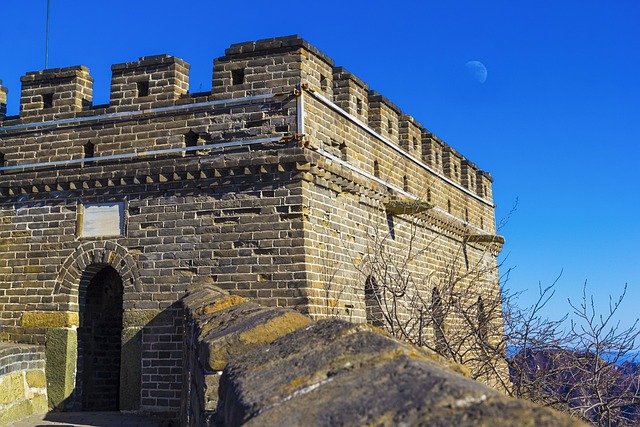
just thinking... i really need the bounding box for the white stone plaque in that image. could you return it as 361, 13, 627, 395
80, 202, 124, 237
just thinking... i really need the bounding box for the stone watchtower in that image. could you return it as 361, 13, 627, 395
0, 36, 503, 417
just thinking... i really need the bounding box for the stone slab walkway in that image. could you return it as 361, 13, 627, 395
6, 411, 164, 427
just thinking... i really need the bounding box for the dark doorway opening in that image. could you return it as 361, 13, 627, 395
77, 266, 123, 411
365, 275, 384, 327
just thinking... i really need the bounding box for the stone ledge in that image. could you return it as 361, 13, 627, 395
384, 198, 433, 215
465, 233, 506, 245
21, 312, 79, 328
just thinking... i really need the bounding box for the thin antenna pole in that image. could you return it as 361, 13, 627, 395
45, 0, 50, 69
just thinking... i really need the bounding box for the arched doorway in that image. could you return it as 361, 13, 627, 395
365, 275, 384, 327
77, 265, 123, 411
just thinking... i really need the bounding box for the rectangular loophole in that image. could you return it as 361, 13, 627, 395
320, 75, 328, 91
83, 142, 95, 166
184, 131, 199, 156
137, 81, 149, 97
246, 120, 268, 128
231, 69, 245, 86
42, 93, 54, 108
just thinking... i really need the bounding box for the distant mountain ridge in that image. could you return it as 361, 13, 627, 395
512, 349, 640, 426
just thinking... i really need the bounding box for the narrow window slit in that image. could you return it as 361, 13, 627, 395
137, 81, 149, 97
246, 120, 267, 128
83, 142, 95, 166
320, 75, 329, 92
365, 275, 384, 327
432, 288, 446, 353
339, 143, 348, 161
231, 69, 245, 86
42, 93, 54, 108
184, 131, 199, 156
477, 297, 488, 342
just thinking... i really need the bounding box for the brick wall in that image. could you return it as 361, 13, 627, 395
0, 343, 47, 424
0, 35, 504, 416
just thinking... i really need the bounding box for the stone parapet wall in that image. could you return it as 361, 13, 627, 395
181, 285, 585, 427
303, 89, 495, 231
181, 285, 311, 426
0, 343, 47, 425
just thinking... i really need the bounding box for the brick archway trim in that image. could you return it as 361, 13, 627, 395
55, 241, 141, 298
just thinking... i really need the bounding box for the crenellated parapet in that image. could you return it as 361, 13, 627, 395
0, 34, 494, 211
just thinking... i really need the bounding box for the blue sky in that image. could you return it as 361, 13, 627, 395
1, 1, 639, 327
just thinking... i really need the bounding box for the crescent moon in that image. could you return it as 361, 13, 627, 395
465, 60, 488, 84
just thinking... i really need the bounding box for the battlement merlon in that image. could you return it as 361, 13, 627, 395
0, 80, 7, 119
212, 35, 335, 99
110, 54, 190, 109
222, 35, 335, 66
367, 90, 403, 132
332, 67, 369, 122
19, 66, 93, 118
